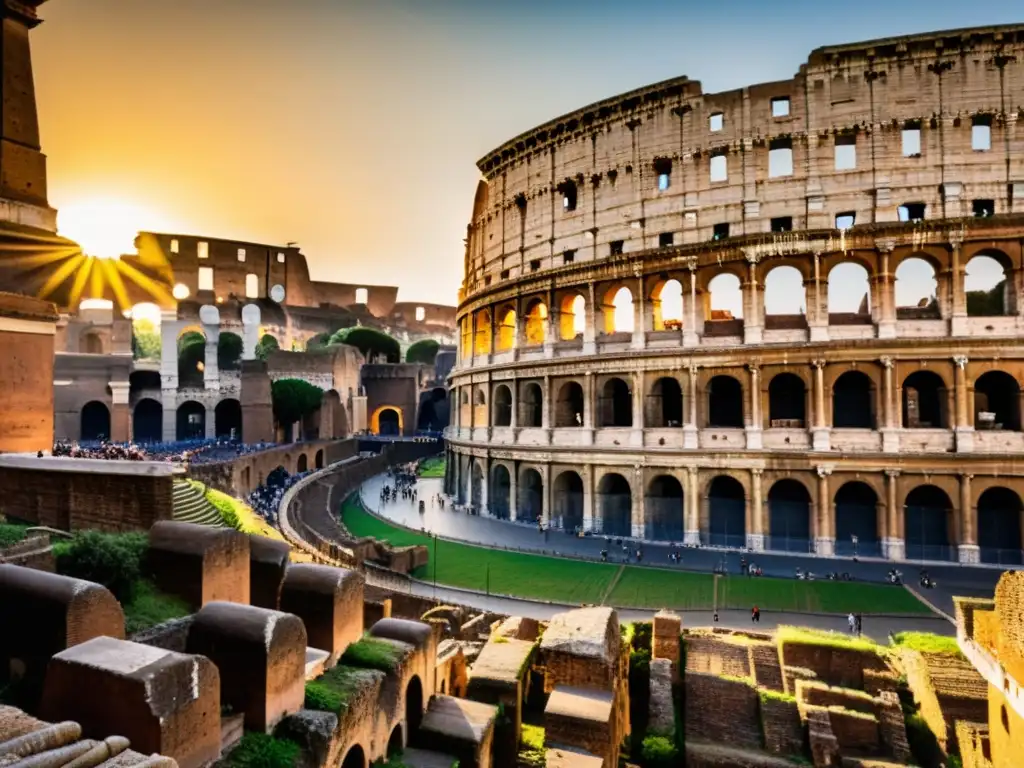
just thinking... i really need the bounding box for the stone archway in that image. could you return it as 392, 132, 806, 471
214, 398, 242, 440
646, 475, 684, 540
767, 479, 812, 553
553, 471, 584, 531
372, 406, 402, 436
80, 401, 111, 442
597, 473, 631, 537
833, 481, 880, 557
176, 401, 206, 440
132, 398, 162, 443
707, 475, 745, 547
904, 485, 955, 561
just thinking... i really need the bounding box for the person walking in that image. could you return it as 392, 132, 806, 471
855, 613, 863, 636
848, 612, 856, 634
751, 605, 760, 623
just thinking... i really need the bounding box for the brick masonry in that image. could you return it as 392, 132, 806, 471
684, 672, 762, 750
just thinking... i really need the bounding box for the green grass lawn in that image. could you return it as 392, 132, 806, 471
341, 496, 933, 615
417, 457, 446, 477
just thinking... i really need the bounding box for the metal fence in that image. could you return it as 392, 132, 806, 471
978, 547, 1024, 565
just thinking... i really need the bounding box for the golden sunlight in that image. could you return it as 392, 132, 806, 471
56, 199, 163, 259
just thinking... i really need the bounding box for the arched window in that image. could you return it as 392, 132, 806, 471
894, 257, 939, 318
555, 381, 584, 427
977, 487, 1023, 565
519, 382, 542, 428
518, 468, 543, 522
496, 308, 516, 351
602, 286, 634, 334
597, 473, 631, 537
833, 481, 880, 556
599, 378, 632, 427
80, 401, 111, 441
492, 385, 512, 427
490, 465, 511, 520
974, 371, 1021, 431
553, 471, 584, 531
707, 476, 745, 548
901, 371, 947, 428
559, 294, 586, 340
707, 375, 743, 428
763, 266, 806, 322
965, 255, 1010, 316
81, 332, 104, 354
524, 300, 548, 345
646, 475, 684, 540
651, 279, 683, 331
768, 373, 806, 427
245, 273, 259, 299
646, 377, 683, 428
832, 371, 875, 428
706, 273, 743, 321
474, 310, 492, 355
904, 485, 954, 561
768, 479, 811, 552
827, 262, 871, 320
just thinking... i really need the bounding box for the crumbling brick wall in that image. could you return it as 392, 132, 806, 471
0, 534, 53, 571
795, 680, 875, 714
826, 707, 879, 754
749, 641, 785, 692
685, 635, 752, 678
995, 571, 1024, 685
684, 672, 761, 749
780, 641, 887, 689
805, 706, 840, 767
876, 690, 912, 763
759, 695, 804, 758
899, 649, 987, 751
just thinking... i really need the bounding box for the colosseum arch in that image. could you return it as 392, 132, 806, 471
974, 370, 1022, 432
648, 276, 684, 332
763, 264, 807, 324
831, 370, 876, 429
495, 305, 516, 351
976, 486, 1023, 565
555, 380, 584, 427
963, 248, 1016, 317
470, 460, 486, 511
518, 467, 543, 523
646, 376, 683, 428
176, 401, 206, 440
706, 374, 744, 428
894, 254, 940, 319
340, 744, 366, 768
833, 481, 881, 557
557, 292, 586, 340
646, 474, 684, 540
552, 470, 584, 531
598, 377, 632, 428
297, 454, 308, 473
214, 398, 242, 439
704, 271, 744, 332
489, 463, 511, 520
903, 484, 956, 561
523, 298, 548, 346
768, 372, 807, 427
80, 401, 111, 441
519, 382, 543, 428
826, 259, 873, 319
705, 475, 745, 548
474, 309, 493, 355
901, 370, 948, 429
460, 317, 472, 358
492, 384, 512, 427
371, 405, 403, 436
596, 472, 631, 537
132, 398, 162, 443
767, 478, 813, 553
600, 284, 634, 335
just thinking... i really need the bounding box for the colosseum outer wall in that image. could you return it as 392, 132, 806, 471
446, 26, 1024, 567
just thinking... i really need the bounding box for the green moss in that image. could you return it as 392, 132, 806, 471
891, 631, 963, 657
221, 732, 300, 767
341, 636, 404, 673
54, 530, 148, 602
304, 665, 364, 713
777, 626, 882, 654
640, 735, 679, 768
719, 674, 755, 687
0, 522, 30, 548
124, 579, 191, 634
759, 689, 797, 705
518, 724, 546, 768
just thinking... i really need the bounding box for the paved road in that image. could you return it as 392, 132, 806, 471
358, 475, 1011, 620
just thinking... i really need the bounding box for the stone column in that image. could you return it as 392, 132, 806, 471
684, 466, 700, 545
540, 463, 551, 526
682, 261, 700, 347
631, 465, 644, 538
748, 468, 764, 551
544, 289, 556, 359
745, 363, 762, 449
582, 372, 595, 446
742, 253, 763, 345
203, 328, 220, 391
808, 252, 829, 342
880, 356, 899, 453
583, 282, 597, 355
876, 244, 897, 339
815, 465, 834, 556
683, 364, 699, 449
630, 371, 643, 447
631, 273, 645, 350
953, 355, 974, 452
109, 381, 131, 443
582, 466, 594, 532
542, 375, 552, 445
884, 469, 904, 560
811, 359, 830, 451
949, 234, 969, 336
958, 473, 979, 563
509, 375, 519, 442
509, 467, 518, 522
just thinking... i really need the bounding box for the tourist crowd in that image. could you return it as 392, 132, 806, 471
51, 438, 277, 465
245, 466, 311, 526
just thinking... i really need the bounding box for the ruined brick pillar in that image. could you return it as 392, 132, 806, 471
109, 381, 130, 442
0, 293, 57, 453
240, 359, 274, 444
652, 610, 681, 677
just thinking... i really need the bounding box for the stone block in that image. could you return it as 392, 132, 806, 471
248, 534, 291, 610
544, 686, 616, 768
540, 607, 620, 694
651, 610, 680, 668
418, 695, 497, 768
647, 658, 675, 739
147, 521, 250, 610
369, 617, 434, 650
0, 565, 124, 707
492, 616, 539, 642
280, 563, 364, 661
39, 636, 220, 768
185, 601, 307, 732
466, 637, 536, 768
546, 747, 604, 768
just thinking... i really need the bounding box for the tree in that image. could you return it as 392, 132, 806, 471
218, 332, 243, 370
255, 334, 280, 361
966, 279, 1006, 317
329, 326, 400, 363
305, 332, 333, 352
178, 331, 206, 386
406, 339, 440, 365
132, 318, 161, 361
271, 378, 324, 427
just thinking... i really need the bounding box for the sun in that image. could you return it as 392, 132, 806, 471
56, 198, 159, 259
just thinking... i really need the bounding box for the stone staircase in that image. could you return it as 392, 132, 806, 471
172, 480, 227, 527
750, 641, 786, 692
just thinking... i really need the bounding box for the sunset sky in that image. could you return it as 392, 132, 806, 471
33, 0, 1022, 307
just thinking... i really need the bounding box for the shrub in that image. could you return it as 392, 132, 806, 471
271, 378, 324, 426
777, 625, 881, 654
54, 530, 147, 602
255, 334, 280, 361
123, 579, 191, 634
891, 631, 963, 657
329, 327, 400, 363
217, 332, 243, 371
641, 735, 678, 768
406, 339, 440, 364
222, 732, 300, 768
0, 523, 29, 548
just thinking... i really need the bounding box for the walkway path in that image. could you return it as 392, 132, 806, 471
360, 474, 1006, 617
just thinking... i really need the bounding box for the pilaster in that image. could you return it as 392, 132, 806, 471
880, 356, 899, 452
683, 466, 700, 545
811, 359, 831, 451
747, 468, 764, 551
745, 362, 762, 449
815, 464, 834, 555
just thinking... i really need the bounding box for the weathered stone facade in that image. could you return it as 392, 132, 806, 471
447, 26, 1024, 564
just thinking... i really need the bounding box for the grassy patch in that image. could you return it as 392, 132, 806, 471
202, 485, 287, 542
221, 732, 300, 768
0, 522, 30, 548
124, 579, 191, 634
777, 626, 882, 654
759, 689, 797, 704
606, 568, 715, 610
342, 636, 404, 673
519, 723, 545, 768
891, 631, 963, 657
718, 575, 932, 615
304, 664, 365, 713
417, 457, 446, 478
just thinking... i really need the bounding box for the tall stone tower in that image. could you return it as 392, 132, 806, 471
0, 0, 55, 232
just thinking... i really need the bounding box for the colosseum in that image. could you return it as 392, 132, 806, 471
444, 25, 1024, 566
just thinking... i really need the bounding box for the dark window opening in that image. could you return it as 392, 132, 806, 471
530, 259, 541, 272
610, 240, 624, 256
973, 199, 995, 218
563, 249, 576, 264
555, 381, 584, 427
833, 370, 875, 428
902, 371, 947, 429
898, 203, 926, 223
768, 373, 806, 427
975, 370, 1021, 431
707, 375, 743, 428
712, 223, 730, 241
500, 268, 510, 280
768, 479, 811, 552
560, 180, 578, 211
599, 377, 632, 428
646, 376, 683, 428
659, 232, 675, 248
707, 476, 745, 548
519, 383, 543, 428
771, 216, 793, 233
